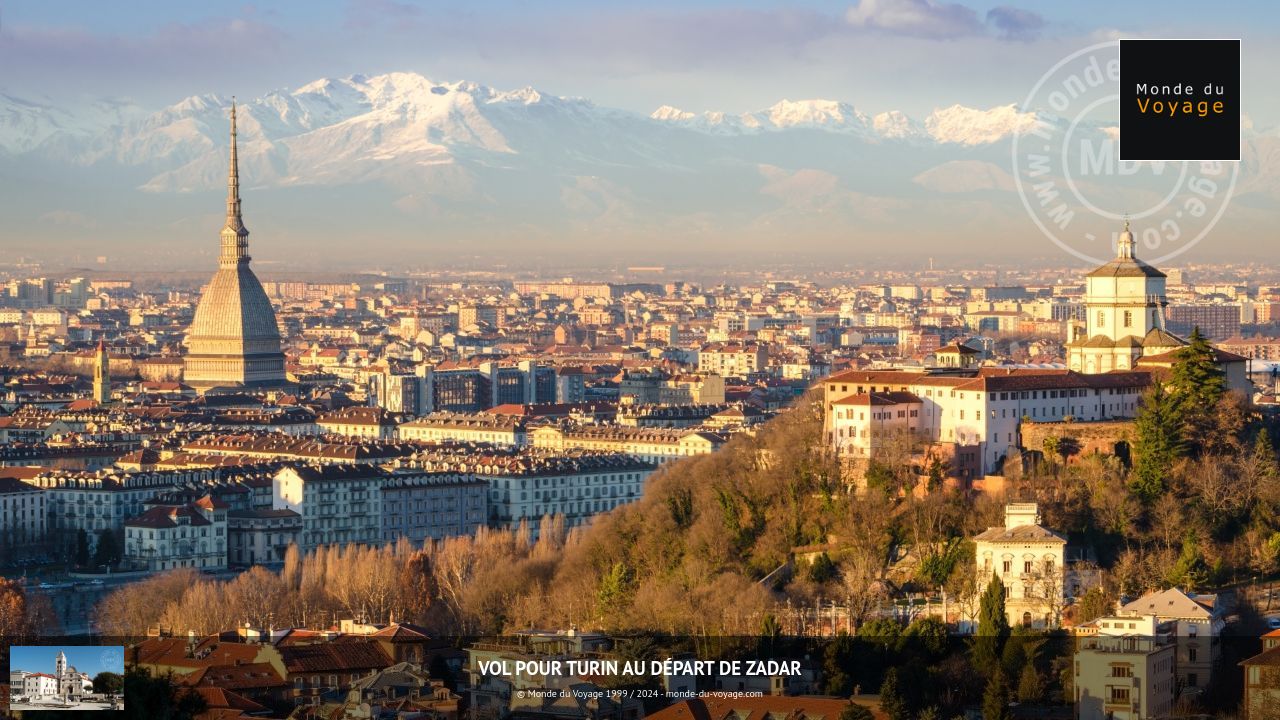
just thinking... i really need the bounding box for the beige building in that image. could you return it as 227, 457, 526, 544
398, 413, 528, 446
1240, 629, 1280, 720
1074, 613, 1177, 720
316, 406, 399, 440
529, 425, 725, 465
973, 503, 1066, 629
698, 342, 767, 378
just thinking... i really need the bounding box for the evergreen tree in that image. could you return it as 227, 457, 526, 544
596, 562, 633, 614
74, 529, 90, 567
1016, 664, 1043, 703
878, 668, 910, 720
1131, 381, 1185, 503
1168, 327, 1228, 454
982, 670, 1011, 720
974, 573, 1010, 670
808, 552, 837, 583
94, 530, 120, 567
1166, 532, 1209, 591
1169, 327, 1227, 410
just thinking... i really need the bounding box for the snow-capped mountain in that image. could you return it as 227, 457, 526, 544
0, 73, 1051, 189
0, 71, 1271, 264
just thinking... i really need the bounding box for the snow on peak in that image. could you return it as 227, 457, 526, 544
872, 110, 926, 141
760, 99, 868, 131
924, 103, 1043, 145
651, 105, 695, 122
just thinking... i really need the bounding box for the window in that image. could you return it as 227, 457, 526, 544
1002, 560, 1011, 573
1111, 665, 1132, 678
1123, 310, 1133, 327
1097, 310, 1105, 326
1109, 687, 1130, 703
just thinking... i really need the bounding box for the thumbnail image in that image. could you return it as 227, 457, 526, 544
6, 647, 123, 712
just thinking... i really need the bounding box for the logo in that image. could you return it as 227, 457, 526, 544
1012, 40, 1238, 265
99, 647, 124, 671
1120, 39, 1240, 161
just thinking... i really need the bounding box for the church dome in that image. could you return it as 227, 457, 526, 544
1086, 221, 1166, 278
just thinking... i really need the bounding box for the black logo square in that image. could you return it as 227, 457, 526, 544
1120, 39, 1240, 161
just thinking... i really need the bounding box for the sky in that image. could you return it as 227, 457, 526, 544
2, 0, 1279, 269
3, 0, 1278, 120
8, 645, 124, 679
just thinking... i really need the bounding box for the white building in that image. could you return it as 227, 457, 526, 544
1120, 588, 1224, 693
272, 464, 384, 551
124, 495, 229, 572
22, 672, 59, 698
1074, 614, 1176, 720
973, 503, 1067, 629
316, 406, 399, 440
480, 454, 655, 537
824, 368, 1148, 478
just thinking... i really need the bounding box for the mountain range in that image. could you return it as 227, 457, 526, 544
1, 71, 1275, 267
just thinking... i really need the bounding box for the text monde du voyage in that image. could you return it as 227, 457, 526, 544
1134, 83, 1229, 118
477, 659, 802, 678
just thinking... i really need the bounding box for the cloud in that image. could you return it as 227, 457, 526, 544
845, 0, 983, 40
985, 6, 1045, 41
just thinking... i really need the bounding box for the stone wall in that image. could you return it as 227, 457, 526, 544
1019, 419, 1135, 467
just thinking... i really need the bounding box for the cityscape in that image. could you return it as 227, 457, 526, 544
2, 2, 1280, 720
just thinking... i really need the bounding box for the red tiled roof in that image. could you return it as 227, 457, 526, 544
280, 642, 391, 673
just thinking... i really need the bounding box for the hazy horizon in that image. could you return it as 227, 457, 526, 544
2, 0, 1277, 268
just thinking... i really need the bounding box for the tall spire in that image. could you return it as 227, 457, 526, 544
219, 97, 250, 268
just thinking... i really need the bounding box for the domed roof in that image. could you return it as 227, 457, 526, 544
1087, 221, 1166, 278
187, 264, 281, 349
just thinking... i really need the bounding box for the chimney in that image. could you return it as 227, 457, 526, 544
186, 630, 197, 658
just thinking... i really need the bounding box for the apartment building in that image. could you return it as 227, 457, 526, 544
380, 471, 487, 544
1074, 614, 1177, 720
478, 453, 654, 536
529, 425, 726, 465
